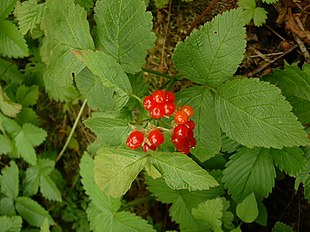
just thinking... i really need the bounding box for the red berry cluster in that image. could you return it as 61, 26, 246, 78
143, 90, 176, 118
126, 129, 164, 152
172, 106, 196, 154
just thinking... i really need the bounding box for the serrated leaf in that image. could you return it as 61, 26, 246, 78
236, 193, 258, 223
0, 134, 12, 155
146, 176, 223, 231
75, 0, 94, 11
262, 0, 279, 3
39, 176, 62, 202
0, 114, 21, 136
176, 87, 221, 161
238, 0, 256, 9
94, 148, 148, 198
173, 9, 246, 87
0, 59, 22, 85
94, 0, 156, 73
21, 123, 47, 146
83, 116, 130, 146
272, 222, 294, 232
0, 86, 22, 117
253, 7, 267, 27
16, 107, 39, 125
221, 133, 241, 153
295, 148, 310, 200
15, 196, 54, 227
149, 151, 218, 191
23, 165, 40, 196
0, 0, 17, 19
192, 198, 224, 232
0, 161, 19, 200
16, 85, 39, 106
271, 147, 305, 177
40, 218, 50, 232
287, 96, 310, 124
0, 197, 15, 216
215, 78, 309, 148
0, 20, 28, 58
14, 0, 44, 35
222, 147, 276, 203
43, 0, 94, 49
0, 215, 22, 232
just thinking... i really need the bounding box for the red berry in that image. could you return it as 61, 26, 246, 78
184, 120, 195, 130
126, 131, 144, 150
181, 105, 194, 118
143, 96, 156, 111
187, 129, 194, 138
171, 134, 189, 154
148, 129, 165, 147
150, 104, 165, 118
142, 143, 157, 152
188, 137, 196, 148
163, 102, 176, 116
165, 91, 176, 103
174, 110, 188, 124
173, 124, 189, 139
152, 90, 167, 104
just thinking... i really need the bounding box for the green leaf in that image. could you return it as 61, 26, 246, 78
253, 7, 268, 27
75, 0, 94, 11
176, 87, 221, 161
287, 96, 310, 124
83, 116, 131, 147
43, 0, 94, 49
255, 202, 268, 226
40, 218, 50, 232
221, 133, 241, 153
16, 85, 39, 106
14, 0, 44, 35
23, 165, 40, 196
0, 161, 19, 200
15, 196, 54, 227
0, 20, 28, 58
0, 215, 22, 232
295, 148, 310, 200
0, 197, 16, 216
146, 176, 223, 231
20, 123, 47, 146
173, 9, 246, 87
154, 0, 169, 8
236, 193, 258, 223
0, 134, 12, 155
16, 107, 39, 125
74, 50, 132, 110
272, 222, 294, 232
215, 78, 309, 148
0, 114, 21, 136
94, 0, 156, 73
0, 59, 22, 85
149, 151, 218, 191
238, 0, 256, 9
0, 86, 22, 117
262, 0, 279, 3
222, 147, 276, 203
94, 148, 148, 198
0, 0, 17, 19
40, 176, 62, 202
271, 147, 305, 177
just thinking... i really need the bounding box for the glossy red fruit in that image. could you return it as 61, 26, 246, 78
187, 129, 194, 138
126, 131, 144, 150
150, 104, 165, 118
143, 96, 156, 111
142, 143, 157, 152
165, 91, 176, 103
148, 129, 165, 147
174, 110, 188, 124
188, 137, 197, 148
184, 120, 195, 130
171, 134, 189, 154
181, 105, 194, 118
152, 90, 167, 104
163, 102, 176, 116
173, 124, 189, 139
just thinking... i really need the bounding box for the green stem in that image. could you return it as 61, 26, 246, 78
130, 93, 143, 104
56, 99, 87, 163
142, 67, 175, 79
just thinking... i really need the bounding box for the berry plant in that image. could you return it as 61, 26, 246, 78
0, 0, 310, 231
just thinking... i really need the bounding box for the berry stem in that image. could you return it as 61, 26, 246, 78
130, 93, 143, 104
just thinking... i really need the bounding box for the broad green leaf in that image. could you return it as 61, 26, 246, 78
75, 0, 94, 11
271, 147, 305, 177
43, 0, 94, 49
0, 197, 15, 216
295, 148, 310, 200
83, 116, 131, 147
176, 87, 221, 161
94, 148, 148, 197
192, 198, 224, 232
272, 222, 294, 232
94, 0, 156, 73
40, 176, 62, 202
0, 114, 21, 136
23, 165, 40, 196
146, 176, 223, 231
16, 85, 39, 106
173, 9, 246, 87
0, 0, 17, 19
0, 59, 22, 85
221, 133, 241, 153
0, 215, 22, 232
15, 196, 54, 227
222, 147, 276, 203
215, 78, 309, 148
149, 151, 218, 191
0, 134, 12, 155
80, 153, 121, 213
40, 218, 50, 232
0, 86, 22, 117
287, 96, 310, 124
21, 123, 46, 146
253, 7, 268, 27
262, 0, 279, 3
255, 202, 268, 226
16, 107, 39, 125
238, 0, 256, 9
0, 20, 28, 58
14, 0, 44, 35
0, 161, 19, 200
236, 193, 258, 223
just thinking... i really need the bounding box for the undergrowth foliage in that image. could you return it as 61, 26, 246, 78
0, 0, 309, 231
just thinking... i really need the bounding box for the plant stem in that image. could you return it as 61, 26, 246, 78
56, 99, 87, 163
130, 93, 143, 104
142, 67, 175, 79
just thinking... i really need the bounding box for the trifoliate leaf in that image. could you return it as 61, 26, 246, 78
253, 7, 268, 27
0, 161, 19, 200
14, 0, 44, 35
0, 215, 22, 232
94, 148, 148, 198
236, 193, 258, 223
43, 0, 94, 49
176, 87, 221, 161
0, 20, 28, 58
0, 86, 22, 117
272, 222, 294, 232
222, 147, 276, 203
83, 116, 131, 146
21, 123, 47, 146
39, 176, 62, 202
0, 114, 21, 136
0, 0, 17, 19
0, 134, 12, 155
16, 107, 39, 125
173, 9, 246, 87
15, 196, 54, 227
215, 78, 309, 148
271, 147, 305, 177
94, 0, 156, 73
23, 164, 40, 196
16, 85, 39, 106
149, 151, 218, 191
